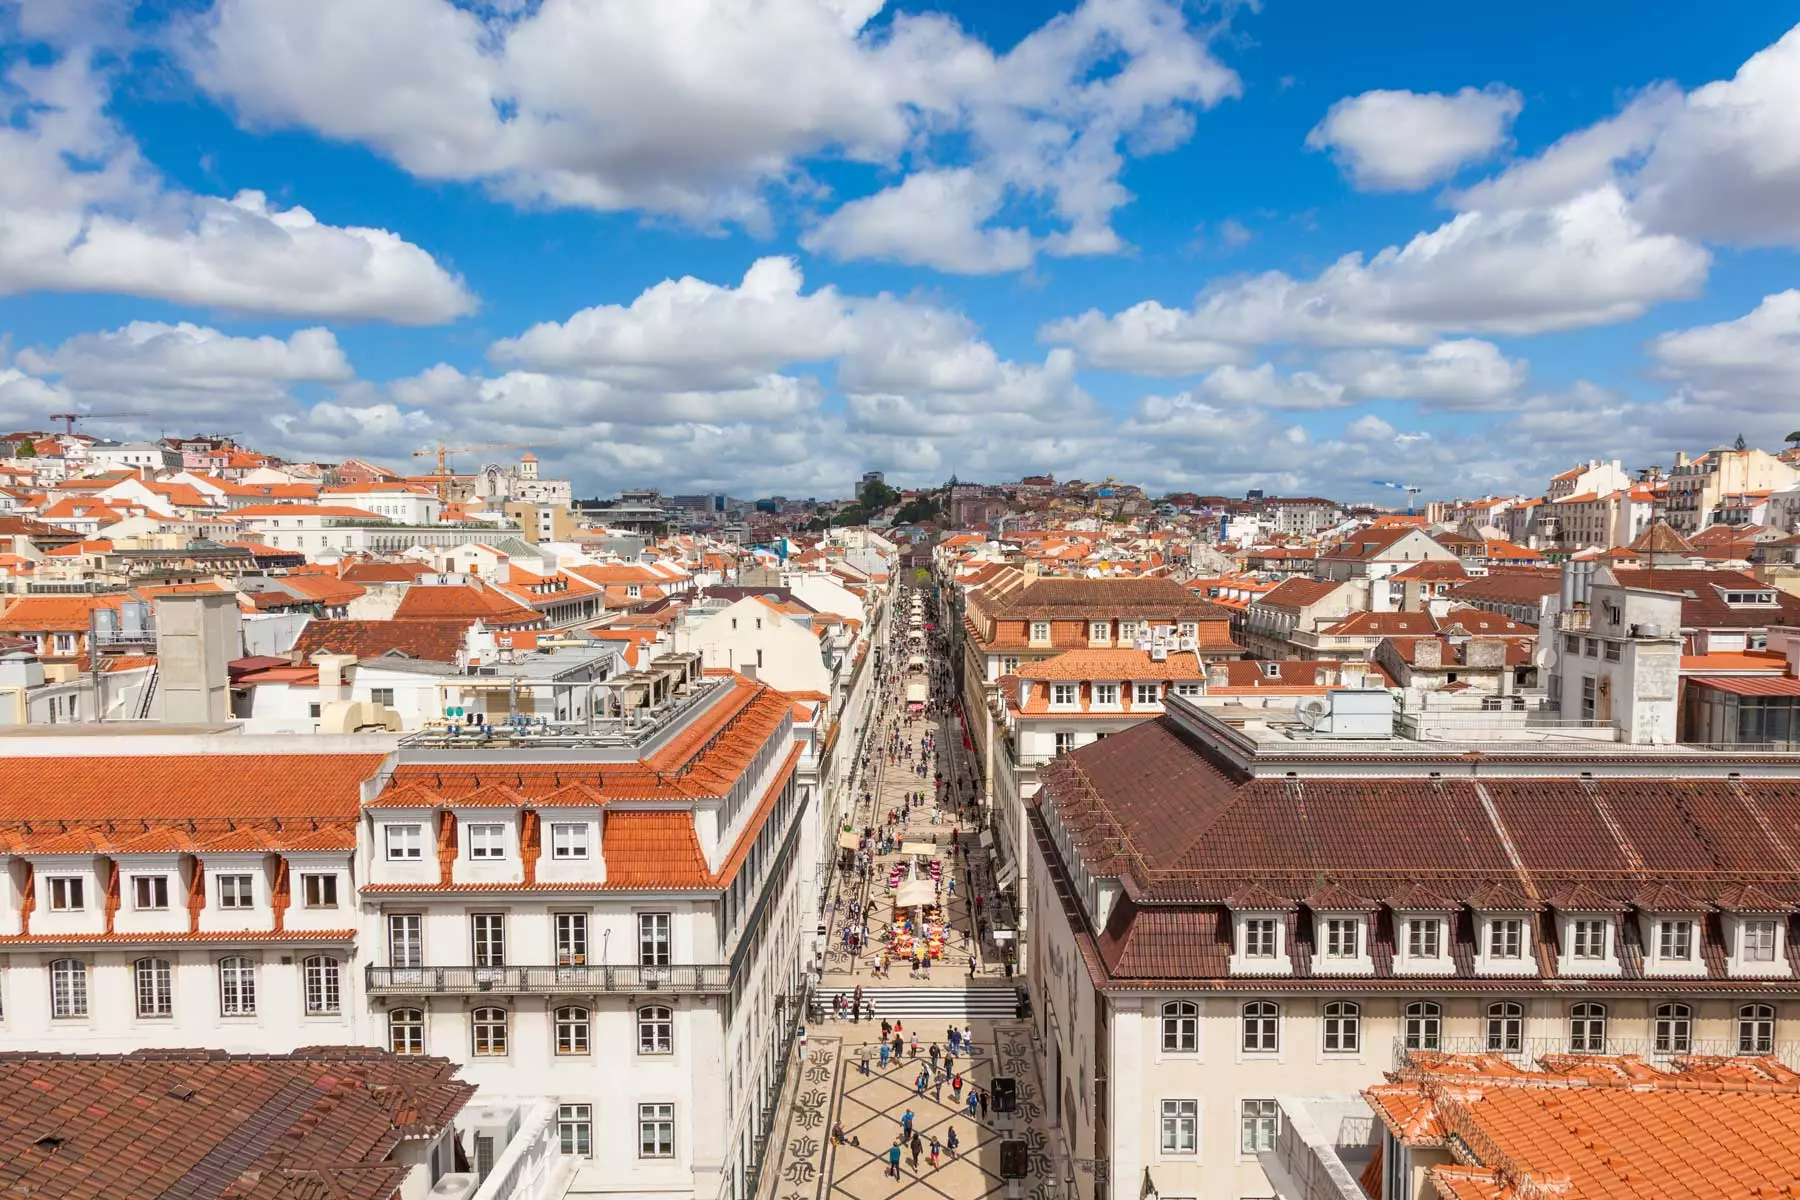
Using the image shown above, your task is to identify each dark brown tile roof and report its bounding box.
[985,576,1231,620]
[290,618,472,663]
[1608,567,1800,630]
[1253,577,1345,610]
[1445,571,1560,607]
[0,1049,473,1200]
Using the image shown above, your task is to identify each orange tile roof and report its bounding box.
[0,594,123,632]
[0,754,382,822]
[393,584,540,627]
[1016,648,1210,680]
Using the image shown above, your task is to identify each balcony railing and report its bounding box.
[1394,1036,1800,1072]
[365,962,731,995]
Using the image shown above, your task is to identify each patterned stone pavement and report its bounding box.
[764,1021,1059,1200]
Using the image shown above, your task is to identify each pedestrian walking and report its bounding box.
[952,1072,963,1102]
[910,1132,923,1170]
[946,1126,960,1158]
[853,985,863,1022]
[915,1067,929,1097]
[888,1141,902,1179]
[882,1019,893,1040]
[901,1108,915,1140]
[963,1023,973,1053]
[947,1025,959,1053]
[860,1047,871,1075]
[910,1032,920,1058]
[879,1041,890,1068]
[929,1042,940,1068]
[929,1135,941,1167]
[979,1089,989,1120]
[966,1089,979,1118]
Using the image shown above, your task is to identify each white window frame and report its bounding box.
[389,1006,426,1055]
[638,1004,674,1055]
[1322,1001,1360,1053]
[472,913,506,967]
[389,913,424,969]
[1240,1099,1279,1155]
[1657,920,1693,961]
[385,823,424,861]
[1654,1003,1691,1054]
[1488,918,1524,960]
[1404,1001,1440,1050]
[1742,919,1779,963]
[1092,682,1119,706]
[466,823,507,861]
[1406,918,1441,960]
[550,823,590,860]
[1054,731,1077,756]
[556,912,589,965]
[50,959,88,1018]
[1570,918,1609,961]
[472,1006,509,1056]
[1323,918,1360,959]
[556,1005,592,1056]
[1160,1000,1198,1053]
[1739,1003,1776,1054]
[1241,1001,1279,1053]
[638,912,672,967]
[1051,683,1077,708]
[559,1104,594,1157]
[301,873,338,908]
[639,1103,676,1158]
[1243,918,1278,959]
[218,956,256,1017]
[131,875,169,911]
[218,874,254,908]
[47,877,85,912]
[303,956,341,1015]
[1485,1001,1523,1052]
[1030,621,1051,644]
[133,958,174,1019]
[1134,682,1159,705]
[1159,1099,1198,1155]
[1089,621,1110,643]
[1569,1002,1607,1052]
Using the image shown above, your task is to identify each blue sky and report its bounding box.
[1,0,1797,502]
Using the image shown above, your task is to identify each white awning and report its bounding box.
[895,880,936,908]
[837,831,861,851]
[900,841,938,856]
[996,861,1019,887]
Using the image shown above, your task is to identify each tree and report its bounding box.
[1787,431,1800,449]
[13,439,35,458]
[893,495,941,525]
[832,504,868,527]
[858,480,899,511]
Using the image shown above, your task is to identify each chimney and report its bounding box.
[1467,639,1507,669]
[1413,639,1443,669]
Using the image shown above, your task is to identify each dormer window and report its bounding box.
[1089,621,1110,642]
[1243,919,1278,959]
[1135,682,1159,705]
[1488,918,1524,959]
[1262,662,1281,679]
[131,876,169,911]
[1051,683,1077,707]
[1570,919,1609,960]
[1743,919,1778,963]
[466,823,507,860]
[1406,918,1441,959]
[1323,918,1360,959]
[1658,920,1692,960]
[1092,683,1118,706]
[48,877,85,912]
[1030,621,1051,643]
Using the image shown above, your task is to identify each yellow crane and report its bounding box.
[413,441,550,501]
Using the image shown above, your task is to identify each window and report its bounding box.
[1093,683,1118,705]
[1159,1100,1198,1154]
[47,877,85,912]
[1240,1099,1279,1155]
[1000,656,1020,674]
[1571,919,1609,960]
[1743,919,1778,963]
[557,1006,592,1055]
[1030,621,1051,643]
[53,632,77,656]
[1404,1002,1441,1050]
[1051,683,1077,707]
[551,823,590,860]
[390,1007,425,1055]
[1323,1001,1360,1052]
[638,912,672,966]
[389,914,423,968]
[472,1006,509,1056]
[1654,1003,1691,1054]
[1406,918,1441,959]
[1739,1003,1775,1054]
[1135,682,1159,705]
[303,956,341,1015]
[218,957,256,1016]
[467,823,507,860]
[556,913,589,965]
[50,959,88,1018]
[1160,1001,1198,1053]
[385,824,424,861]
[1658,920,1692,961]
[1119,621,1140,641]
[1174,682,1202,697]
[1563,634,1579,654]
[639,1004,674,1054]
[1090,621,1110,642]
[1243,919,1278,959]
[301,874,338,908]
[308,703,322,719]
[1581,676,1596,720]
[1263,662,1281,679]
[218,874,254,908]
[1584,639,1598,658]
[559,1104,593,1157]
[472,913,506,967]
[1602,641,1620,662]
[1324,919,1360,959]
[1054,731,1076,755]
[131,875,169,911]
[1485,1001,1523,1052]
[133,957,173,1018]
[1242,1001,1279,1052]
[1568,1003,1607,1052]
[1488,918,1524,959]
[639,1103,675,1158]
[370,687,396,706]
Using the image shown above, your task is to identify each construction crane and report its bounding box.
[47,411,149,437]
[413,441,550,501]
[1371,479,1423,515]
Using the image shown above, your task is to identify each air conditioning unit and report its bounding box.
[428,1175,478,1200]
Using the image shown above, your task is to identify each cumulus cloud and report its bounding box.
[1307,85,1523,191]
[1649,290,1800,407]
[181,0,1241,273]
[1044,186,1708,372]
[1322,339,1529,411]
[1192,363,1347,410]
[0,50,474,323]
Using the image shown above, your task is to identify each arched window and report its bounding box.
[1569,1003,1607,1052]
[1404,1002,1441,1051]
[302,956,341,1015]
[133,957,173,1018]
[1323,1001,1360,1053]
[1485,1001,1523,1052]
[638,1005,673,1055]
[49,959,88,1018]
[389,1007,425,1055]
[1241,1001,1279,1053]
[1739,1003,1776,1054]
[472,1006,509,1056]
[1653,1003,1691,1054]
[556,1006,591,1055]
[218,957,256,1017]
[1160,1001,1198,1053]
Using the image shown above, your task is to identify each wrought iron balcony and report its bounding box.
[365,962,731,995]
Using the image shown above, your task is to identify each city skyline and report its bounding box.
[1,2,1797,501]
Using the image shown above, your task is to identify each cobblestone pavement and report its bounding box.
[764,1022,1061,1200]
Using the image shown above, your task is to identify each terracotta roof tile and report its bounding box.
[291,618,472,662]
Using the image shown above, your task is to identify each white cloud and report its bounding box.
[801,170,1035,274]
[1307,85,1522,191]
[1193,363,1347,410]
[1650,290,1800,406]
[1455,25,1800,248]
[1045,186,1708,372]
[182,0,1240,272]
[0,51,473,323]
[1323,338,1528,411]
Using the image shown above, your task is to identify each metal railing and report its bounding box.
[365,962,731,995]
[1393,1035,1800,1072]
